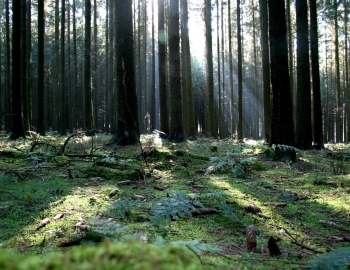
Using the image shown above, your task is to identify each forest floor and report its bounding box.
[0,132,349,269]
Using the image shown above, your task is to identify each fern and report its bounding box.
[150,191,204,230]
[205,156,234,175]
[272,144,301,153]
[232,164,245,178]
[87,218,128,237]
[218,203,243,225]
[105,199,136,218]
[308,247,350,270]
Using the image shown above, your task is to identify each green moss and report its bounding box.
[0,240,202,270]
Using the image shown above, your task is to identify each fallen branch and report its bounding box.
[318,220,350,232]
[280,228,323,253]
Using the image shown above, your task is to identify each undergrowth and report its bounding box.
[0,133,349,269]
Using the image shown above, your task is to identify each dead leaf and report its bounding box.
[53,213,64,220]
[117,180,132,185]
[226,200,237,205]
[133,194,146,200]
[257,213,271,219]
[154,185,164,191]
[37,218,50,230]
[57,238,82,247]
[152,175,162,180]
[262,202,287,207]
[244,205,261,213]
[109,188,119,197]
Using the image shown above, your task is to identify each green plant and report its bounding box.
[205,156,234,175]
[105,199,137,218]
[87,218,128,238]
[308,247,350,270]
[150,191,204,230]
[217,203,243,225]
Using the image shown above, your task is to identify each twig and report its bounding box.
[280,228,323,253]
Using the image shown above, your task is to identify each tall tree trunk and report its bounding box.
[5,0,11,130]
[53,0,59,131]
[334,0,342,142]
[268,0,295,147]
[112,0,140,145]
[221,0,228,138]
[295,0,312,150]
[286,0,295,117]
[168,0,184,142]
[104,0,109,132]
[26,0,32,131]
[309,0,323,148]
[345,1,349,142]
[72,0,78,131]
[21,0,28,132]
[228,0,234,137]
[150,0,156,132]
[59,0,66,135]
[181,0,196,138]
[93,0,98,130]
[205,0,218,137]
[158,0,169,135]
[216,0,222,136]
[37,0,45,135]
[84,0,93,134]
[237,0,243,139]
[11,0,25,139]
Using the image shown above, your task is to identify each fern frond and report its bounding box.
[87,218,128,237]
[150,191,204,229]
[105,199,136,218]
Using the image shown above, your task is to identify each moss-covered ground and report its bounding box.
[0,132,349,269]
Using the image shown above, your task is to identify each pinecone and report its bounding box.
[246,224,257,251]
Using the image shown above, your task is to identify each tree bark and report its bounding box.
[84,0,93,134]
[167,0,185,142]
[205,0,218,137]
[37,0,45,135]
[158,0,169,136]
[309,0,324,148]
[112,0,140,145]
[295,0,312,150]
[268,0,295,147]
[10,0,25,139]
[237,0,243,139]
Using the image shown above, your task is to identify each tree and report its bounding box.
[259,0,271,142]
[84,0,93,134]
[237,0,243,139]
[59,0,66,135]
[167,0,185,142]
[181,0,196,138]
[158,0,169,135]
[37,0,45,135]
[334,0,342,142]
[268,0,295,147]
[21,0,29,132]
[205,0,218,137]
[112,0,140,145]
[228,0,234,137]
[4,0,11,130]
[309,0,323,148]
[10,0,25,139]
[295,0,312,150]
